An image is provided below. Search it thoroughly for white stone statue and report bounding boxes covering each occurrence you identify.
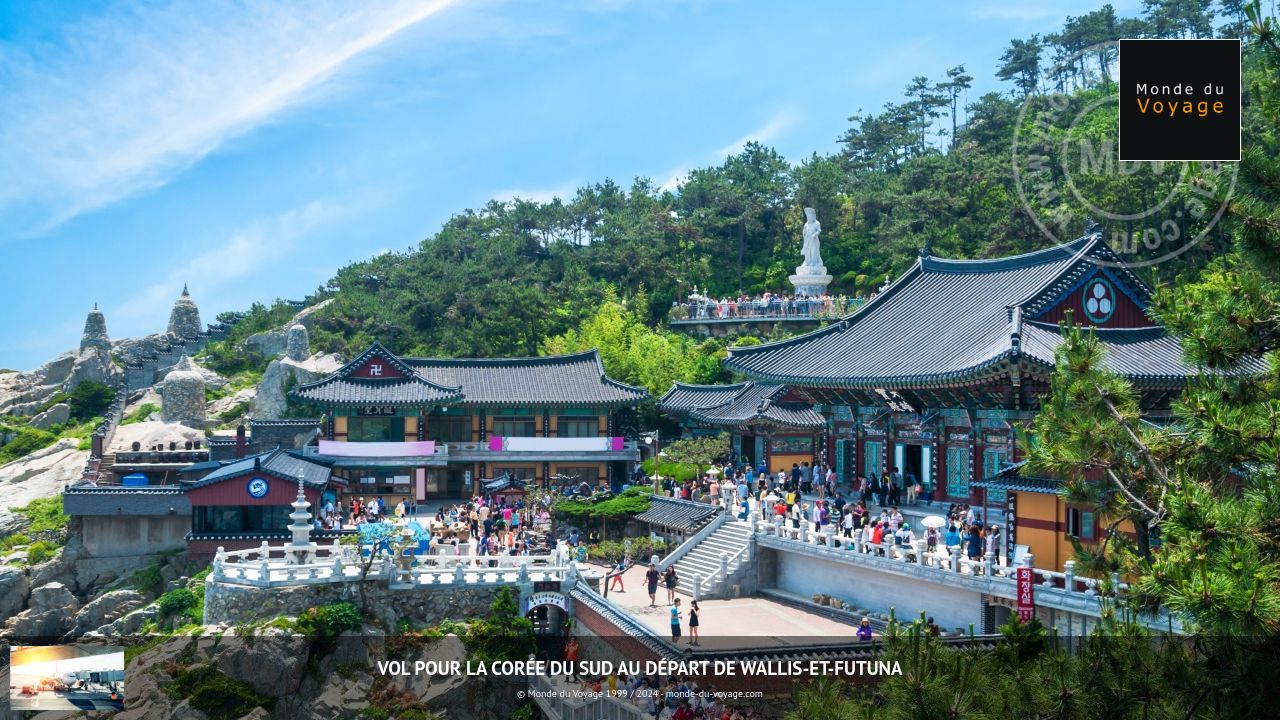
[790,207,832,298]
[801,207,823,268]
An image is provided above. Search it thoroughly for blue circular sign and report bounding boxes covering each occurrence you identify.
[246,476,270,498]
[1082,277,1116,324]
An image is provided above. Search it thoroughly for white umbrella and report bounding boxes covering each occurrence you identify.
[921,515,947,529]
[706,467,720,476]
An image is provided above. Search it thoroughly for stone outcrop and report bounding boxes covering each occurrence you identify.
[111,421,204,454]
[0,566,30,621]
[250,353,342,420]
[4,581,79,638]
[208,387,256,419]
[0,344,121,416]
[72,589,148,636]
[285,324,310,362]
[167,285,203,338]
[29,402,71,429]
[0,438,86,536]
[160,356,206,429]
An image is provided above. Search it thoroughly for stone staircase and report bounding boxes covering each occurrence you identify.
[671,521,753,598]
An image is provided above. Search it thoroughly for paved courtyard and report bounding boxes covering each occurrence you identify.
[600,565,869,651]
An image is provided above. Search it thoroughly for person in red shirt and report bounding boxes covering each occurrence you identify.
[672,700,696,720]
[773,500,786,517]
[871,521,885,555]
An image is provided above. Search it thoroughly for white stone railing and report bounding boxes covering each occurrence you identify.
[757,517,1127,601]
[658,510,725,570]
[688,540,751,601]
[211,539,580,589]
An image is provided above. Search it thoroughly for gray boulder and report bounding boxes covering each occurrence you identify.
[30,581,78,613]
[29,402,71,429]
[73,589,148,637]
[0,566,30,622]
[250,354,341,420]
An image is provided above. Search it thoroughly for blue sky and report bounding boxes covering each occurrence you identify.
[0,0,1137,371]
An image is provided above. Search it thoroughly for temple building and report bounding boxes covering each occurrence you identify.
[181,449,344,557]
[287,342,649,504]
[658,381,826,472]
[724,232,1249,569]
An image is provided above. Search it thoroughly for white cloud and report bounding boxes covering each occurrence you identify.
[658,109,796,192]
[0,0,461,234]
[490,183,581,205]
[114,199,357,328]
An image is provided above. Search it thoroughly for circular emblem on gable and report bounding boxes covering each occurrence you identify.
[247,476,270,499]
[1082,277,1115,324]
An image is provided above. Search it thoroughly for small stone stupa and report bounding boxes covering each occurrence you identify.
[789,207,833,297]
[167,284,203,338]
[284,324,310,362]
[80,303,112,354]
[160,355,206,429]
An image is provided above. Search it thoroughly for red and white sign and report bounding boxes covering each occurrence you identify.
[1016,567,1035,622]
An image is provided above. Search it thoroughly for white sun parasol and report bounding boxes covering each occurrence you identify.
[921,515,947,529]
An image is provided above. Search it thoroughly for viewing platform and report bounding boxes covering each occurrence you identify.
[667,296,865,338]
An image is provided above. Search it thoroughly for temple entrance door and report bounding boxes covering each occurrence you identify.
[444,469,467,497]
[897,444,924,489]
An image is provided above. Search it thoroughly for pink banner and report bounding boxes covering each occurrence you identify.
[317,439,436,457]
[485,437,626,452]
[1016,567,1035,622]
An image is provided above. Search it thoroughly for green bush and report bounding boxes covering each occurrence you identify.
[129,563,166,596]
[66,380,116,421]
[10,497,67,533]
[0,426,58,464]
[167,664,272,720]
[0,533,31,551]
[295,601,362,640]
[25,540,58,565]
[589,536,669,563]
[157,588,198,617]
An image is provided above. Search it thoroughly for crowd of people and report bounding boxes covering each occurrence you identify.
[658,460,1006,570]
[671,292,866,320]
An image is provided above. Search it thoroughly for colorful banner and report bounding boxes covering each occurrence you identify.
[487,437,624,452]
[1016,567,1035,622]
[318,439,436,457]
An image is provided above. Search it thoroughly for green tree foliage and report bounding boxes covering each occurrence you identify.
[788,616,1279,718]
[553,486,652,522]
[541,290,727,396]
[462,587,536,663]
[658,434,730,478]
[66,379,115,421]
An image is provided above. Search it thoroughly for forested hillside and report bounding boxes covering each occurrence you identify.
[206,1,1265,394]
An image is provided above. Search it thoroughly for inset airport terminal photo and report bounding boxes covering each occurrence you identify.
[9,645,125,714]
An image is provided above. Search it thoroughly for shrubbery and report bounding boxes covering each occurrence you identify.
[295,601,362,640]
[0,426,57,464]
[166,664,272,720]
[10,496,67,533]
[24,540,58,565]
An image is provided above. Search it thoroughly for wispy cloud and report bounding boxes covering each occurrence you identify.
[0,0,461,235]
[491,182,582,205]
[658,108,796,191]
[114,198,362,329]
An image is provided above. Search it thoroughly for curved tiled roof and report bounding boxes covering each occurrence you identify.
[657,382,749,412]
[686,383,826,430]
[292,343,649,409]
[1018,322,1266,381]
[292,377,461,405]
[725,235,1228,388]
[405,350,649,408]
[292,342,462,406]
[183,449,336,490]
[633,496,722,529]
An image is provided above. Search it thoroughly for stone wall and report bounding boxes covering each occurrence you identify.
[204,580,511,628]
[81,516,189,558]
[767,547,986,632]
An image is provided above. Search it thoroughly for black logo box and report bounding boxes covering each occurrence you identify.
[1119,38,1240,162]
